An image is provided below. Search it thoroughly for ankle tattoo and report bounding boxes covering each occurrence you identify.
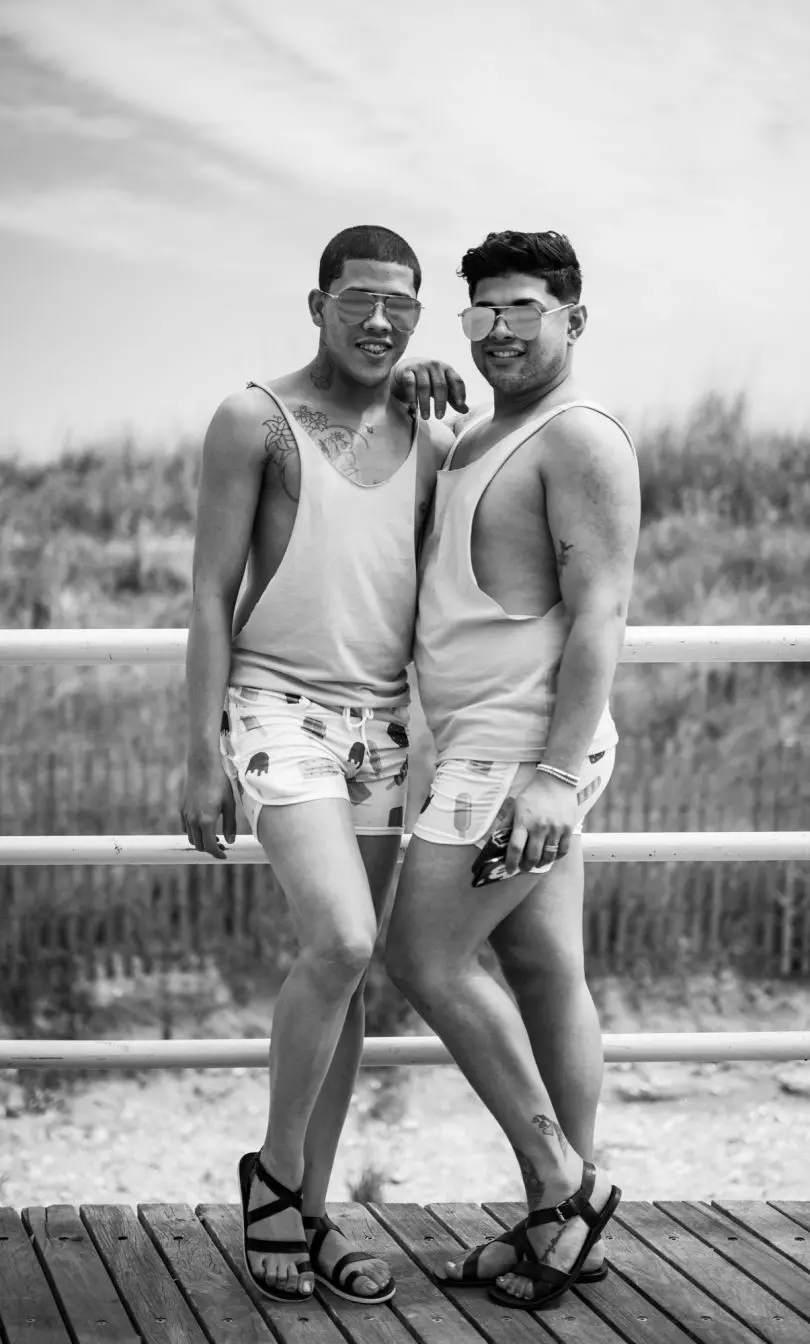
[532,1114,569,1153]
[513,1147,547,1201]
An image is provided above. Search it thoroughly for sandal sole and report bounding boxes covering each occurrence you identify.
[313,1272,396,1304]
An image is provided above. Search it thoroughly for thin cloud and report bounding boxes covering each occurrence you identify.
[0,183,260,267]
[0,102,134,140]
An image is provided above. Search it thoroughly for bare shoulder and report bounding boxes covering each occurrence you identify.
[422,416,456,467]
[540,406,639,493]
[453,400,492,438]
[203,384,298,469]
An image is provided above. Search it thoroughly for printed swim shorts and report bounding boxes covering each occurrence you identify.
[220,685,410,838]
[412,748,615,872]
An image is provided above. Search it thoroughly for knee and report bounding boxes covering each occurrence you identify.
[496,938,584,993]
[385,936,449,1005]
[301,926,376,996]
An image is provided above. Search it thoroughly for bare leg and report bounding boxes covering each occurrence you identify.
[387,836,616,1302]
[300,832,401,1295]
[490,838,603,1163]
[244,799,377,1297]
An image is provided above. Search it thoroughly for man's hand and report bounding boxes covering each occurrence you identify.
[181,760,237,860]
[504,775,578,876]
[391,357,468,420]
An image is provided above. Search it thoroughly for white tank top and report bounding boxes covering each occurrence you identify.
[414,401,636,762]
[230,385,421,711]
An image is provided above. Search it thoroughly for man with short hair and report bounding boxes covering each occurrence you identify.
[182,225,463,1304]
[387,230,641,1310]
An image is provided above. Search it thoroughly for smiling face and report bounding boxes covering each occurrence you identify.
[469,272,585,400]
[309,257,418,388]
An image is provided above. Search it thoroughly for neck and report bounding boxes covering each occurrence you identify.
[492,366,573,418]
[306,347,390,420]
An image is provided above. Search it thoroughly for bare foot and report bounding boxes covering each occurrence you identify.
[306,1215,393,1300]
[495,1164,615,1304]
[244,1155,314,1297]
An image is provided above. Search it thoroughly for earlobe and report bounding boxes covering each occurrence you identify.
[307,288,325,327]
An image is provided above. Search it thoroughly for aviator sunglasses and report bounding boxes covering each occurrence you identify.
[459,301,575,342]
[318,288,423,334]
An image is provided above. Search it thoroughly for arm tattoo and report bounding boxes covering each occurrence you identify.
[309,348,335,391]
[513,1147,547,1201]
[556,539,574,570]
[532,1114,569,1153]
[262,415,299,502]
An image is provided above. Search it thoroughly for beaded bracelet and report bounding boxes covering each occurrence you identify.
[537,763,579,788]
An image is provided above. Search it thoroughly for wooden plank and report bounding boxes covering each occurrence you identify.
[770,1203,810,1237]
[196,1201,346,1344]
[318,1203,456,1344]
[581,1205,763,1344]
[658,1202,810,1321]
[712,1201,810,1275]
[620,1201,809,1344]
[139,1203,275,1344]
[23,1205,139,1344]
[485,1199,694,1344]
[370,1200,548,1343]
[80,1204,208,1344]
[0,1206,72,1344]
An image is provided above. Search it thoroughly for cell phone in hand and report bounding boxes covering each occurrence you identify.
[470,798,516,887]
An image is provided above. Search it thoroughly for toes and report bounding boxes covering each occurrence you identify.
[355,1275,380,1297]
[442,1260,461,1281]
[299,1272,315,1296]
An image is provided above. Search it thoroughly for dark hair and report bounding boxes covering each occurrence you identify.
[458,230,582,304]
[318,225,422,293]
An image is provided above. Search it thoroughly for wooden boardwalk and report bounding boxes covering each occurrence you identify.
[1,1199,810,1343]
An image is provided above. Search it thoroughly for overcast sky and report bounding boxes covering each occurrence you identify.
[1,0,808,458]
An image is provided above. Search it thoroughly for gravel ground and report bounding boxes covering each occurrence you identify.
[2,973,809,1209]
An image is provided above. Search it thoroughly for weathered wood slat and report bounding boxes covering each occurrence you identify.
[371,1200,549,1343]
[316,1204,444,1344]
[770,1203,810,1237]
[23,1204,139,1344]
[139,1203,275,1344]
[0,1207,72,1344]
[658,1202,810,1322]
[621,1202,808,1344]
[196,1202,345,1344]
[486,1199,695,1344]
[80,1204,208,1344]
[587,1206,763,1344]
[712,1201,810,1275]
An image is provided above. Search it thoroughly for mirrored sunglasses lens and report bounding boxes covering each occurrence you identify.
[336,293,375,324]
[506,307,543,339]
[461,308,495,341]
[385,298,421,332]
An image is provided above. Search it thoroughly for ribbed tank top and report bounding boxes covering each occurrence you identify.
[230,384,420,710]
[414,401,636,762]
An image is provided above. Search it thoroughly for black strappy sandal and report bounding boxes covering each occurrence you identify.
[488,1162,621,1311]
[303,1214,396,1304]
[238,1152,313,1303]
[433,1218,608,1288]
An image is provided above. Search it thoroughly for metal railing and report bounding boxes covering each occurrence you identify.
[1,624,808,1071]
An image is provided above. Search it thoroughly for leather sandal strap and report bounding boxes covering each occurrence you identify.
[527,1162,598,1228]
[511,1257,569,1289]
[245,1235,310,1257]
[331,1249,375,1285]
[251,1154,303,1209]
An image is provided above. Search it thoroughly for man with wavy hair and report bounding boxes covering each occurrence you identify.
[388,230,640,1310]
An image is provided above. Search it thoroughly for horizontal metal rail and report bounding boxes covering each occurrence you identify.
[1,625,809,664]
[0,832,807,865]
[2,1032,809,1071]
